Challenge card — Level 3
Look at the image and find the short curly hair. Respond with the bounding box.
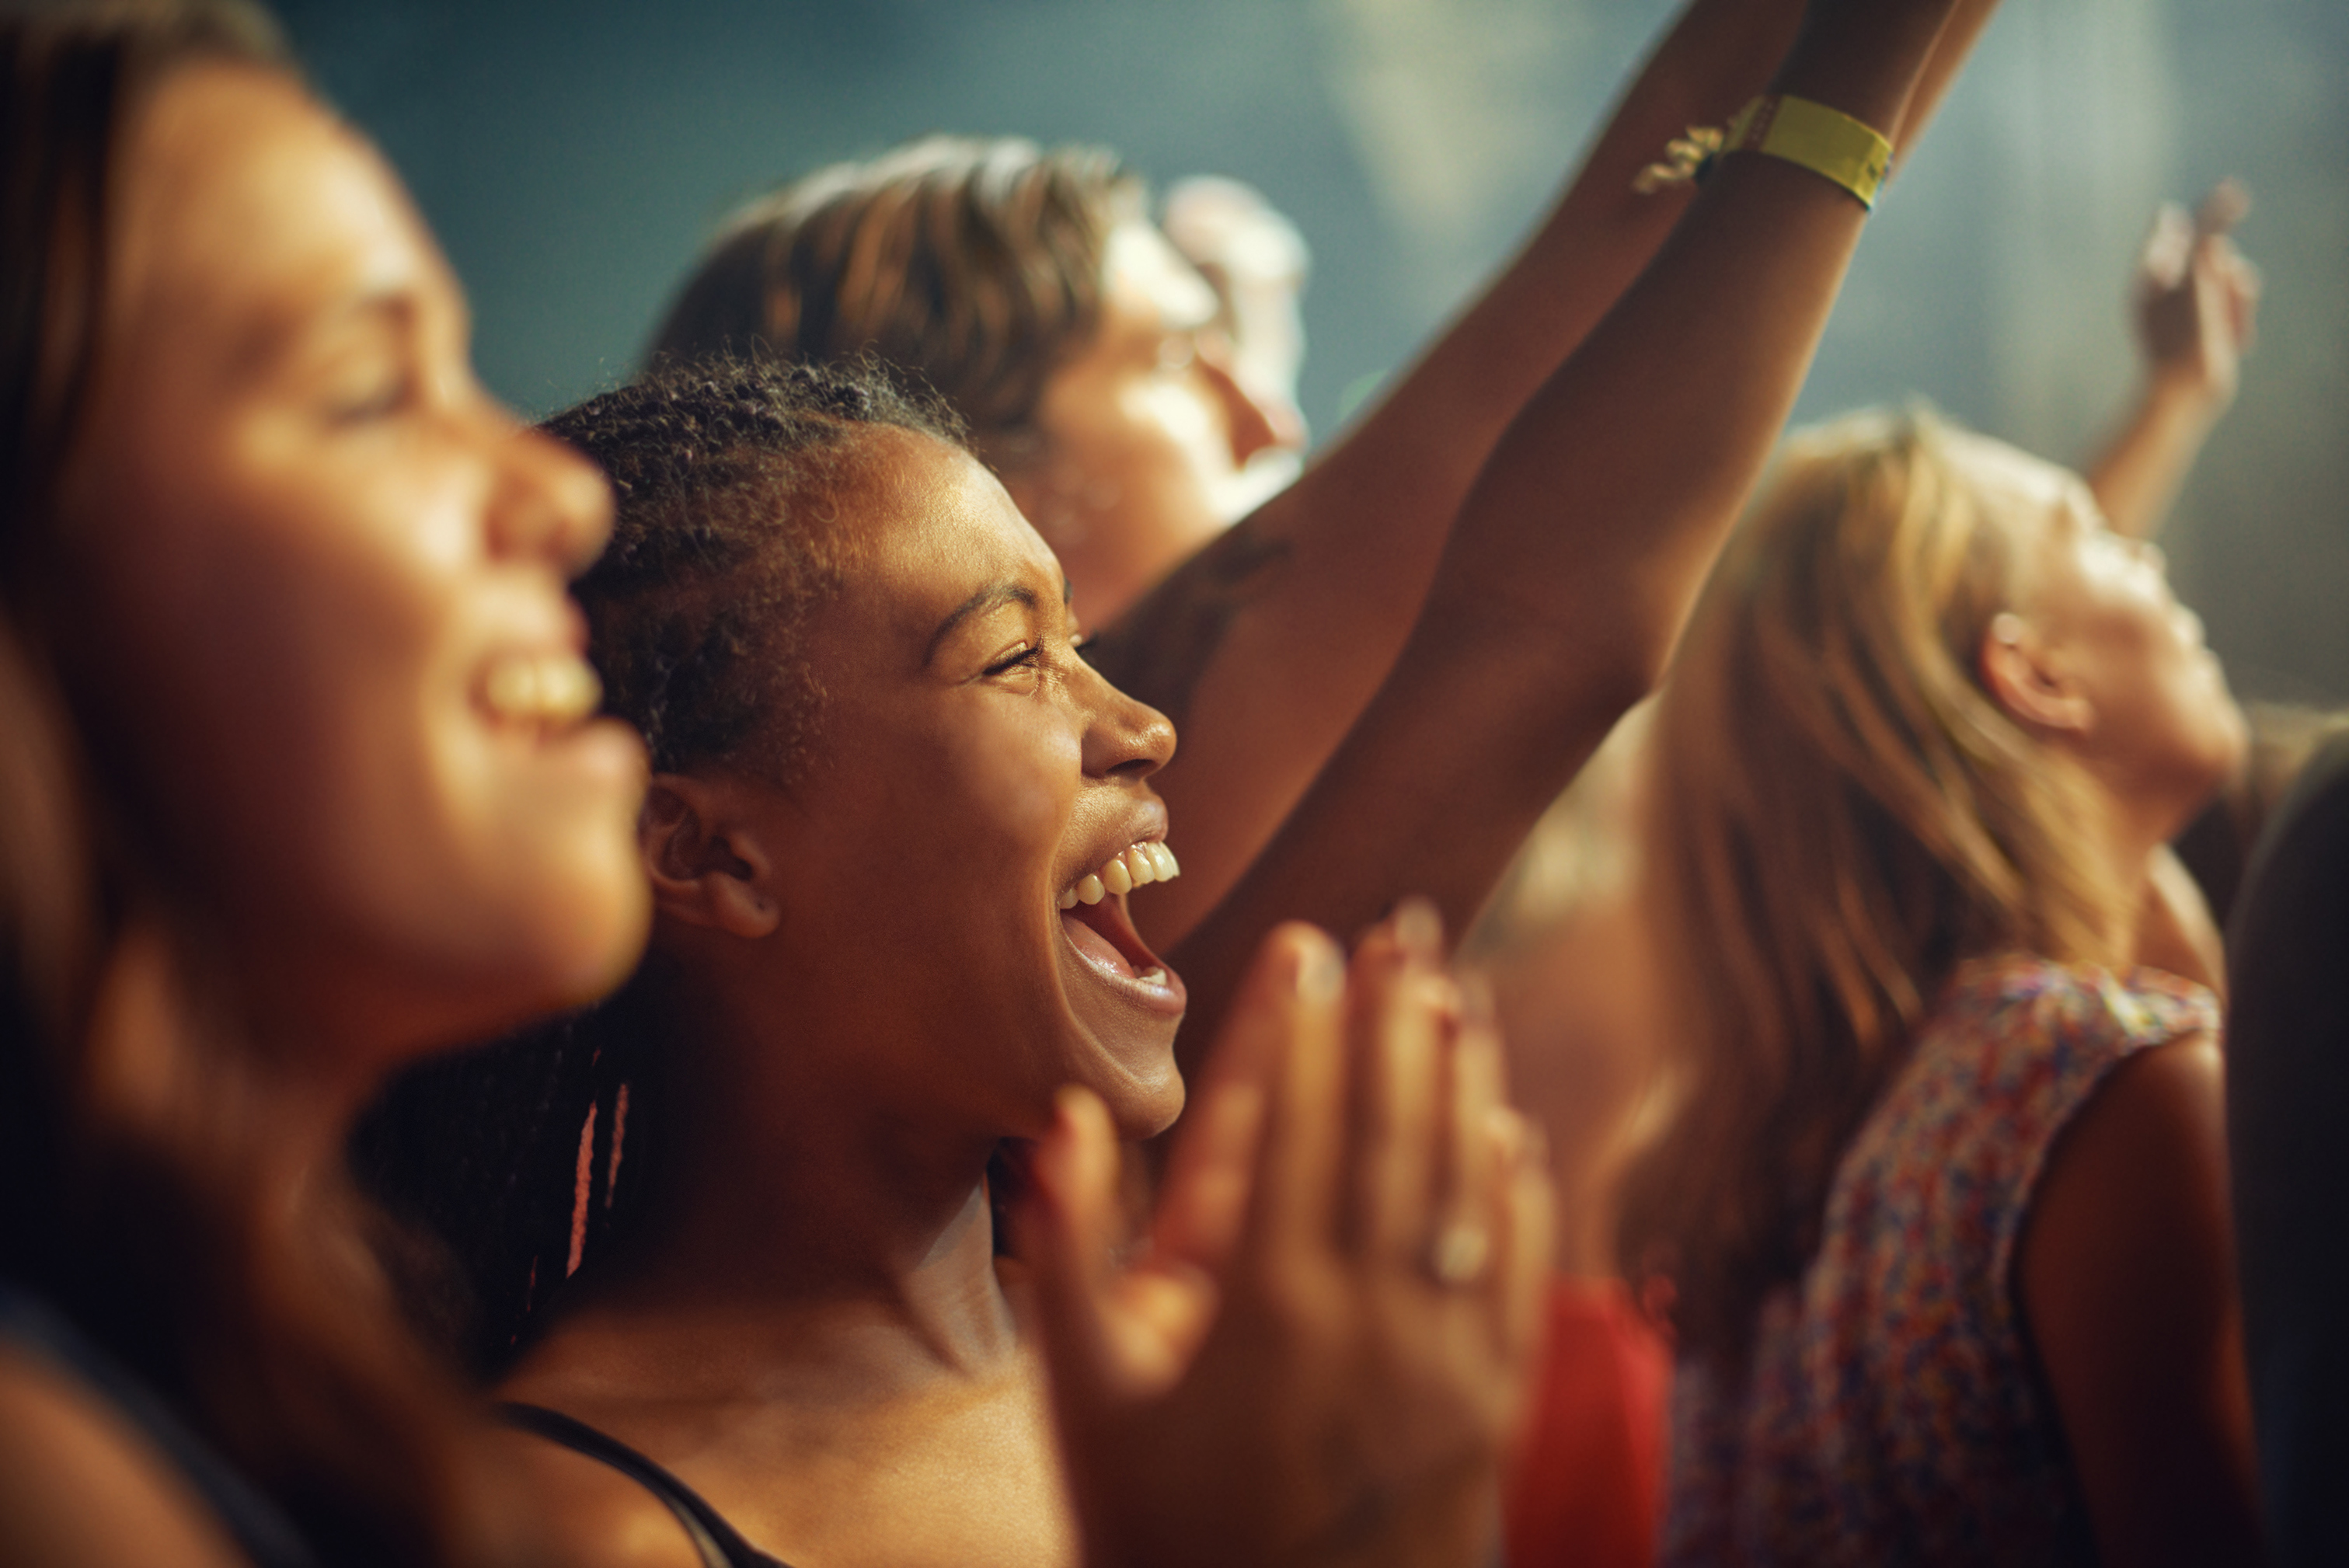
[548,354,966,782]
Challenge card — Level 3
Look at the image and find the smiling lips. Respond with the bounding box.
[1058,839,1183,992]
[1058,839,1180,909]
[481,650,602,729]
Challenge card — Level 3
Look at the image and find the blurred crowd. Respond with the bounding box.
[2,2,2334,1565]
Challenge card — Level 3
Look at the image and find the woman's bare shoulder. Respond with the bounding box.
[478,1420,710,1568]
[0,1343,252,1568]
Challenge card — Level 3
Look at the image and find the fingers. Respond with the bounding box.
[1232,923,1349,1270]
[1152,1045,1270,1277]
[2194,177,2250,238]
[1490,1110,1557,1372]
[2133,181,2260,398]
[2208,235,2262,351]
[1019,1086,1131,1410]
[1225,902,1547,1358]
[2137,200,2194,294]
[1428,977,1504,1291]
[1349,901,1452,1265]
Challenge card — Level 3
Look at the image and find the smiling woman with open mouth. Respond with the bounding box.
[354,355,1522,1568]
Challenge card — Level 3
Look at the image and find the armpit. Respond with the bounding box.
[1082,519,1292,731]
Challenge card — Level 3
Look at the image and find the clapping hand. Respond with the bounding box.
[1018,905,1553,1568]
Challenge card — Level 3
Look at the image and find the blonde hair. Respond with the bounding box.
[1618,407,2134,1361]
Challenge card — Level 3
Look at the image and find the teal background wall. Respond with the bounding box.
[277,0,2349,704]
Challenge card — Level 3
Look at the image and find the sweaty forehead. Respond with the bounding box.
[831,427,1065,636]
[109,64,446,368]
[1100,221,1219,336]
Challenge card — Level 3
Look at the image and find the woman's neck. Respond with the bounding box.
[537,1009,1026,1392]
[2072,770,2197,967]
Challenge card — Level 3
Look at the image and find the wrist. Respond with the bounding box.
[1773,0,1958,134]
[2145,362,2235,419]
[1720,95,1893,208]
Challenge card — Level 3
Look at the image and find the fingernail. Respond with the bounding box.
[1486,1106,1525,1163]
[1457,972,1497,1031]
[1295,932,1344,1003]
[1393,895,1442,960]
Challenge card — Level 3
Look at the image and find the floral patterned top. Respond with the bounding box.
[1661,954,2220,1566]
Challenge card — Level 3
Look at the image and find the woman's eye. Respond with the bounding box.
[322,368,416,426]
[985,644,1042,678]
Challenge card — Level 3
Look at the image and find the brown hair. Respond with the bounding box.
[649,134,1139,467]
[1616,409,2133,1363]
[2,5,517,1561]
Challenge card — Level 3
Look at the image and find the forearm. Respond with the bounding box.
[2087,373,2231,539]
[1884,0,1998,149]
[1166,624,1602,1063]
[1305,0,1813,533]
[1170,1,1970,1051]
[1119,0,1809,945]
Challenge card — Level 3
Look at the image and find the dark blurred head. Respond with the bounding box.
[650,134,1302,624]
[653,136,1127,458]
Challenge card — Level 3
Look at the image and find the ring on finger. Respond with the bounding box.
[1425,1221,1490,1288]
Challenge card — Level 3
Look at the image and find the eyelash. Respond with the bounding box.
[984,628,1086,679]
[327,375,413,426]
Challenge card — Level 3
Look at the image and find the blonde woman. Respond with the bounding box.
[1621,409,2260,1565]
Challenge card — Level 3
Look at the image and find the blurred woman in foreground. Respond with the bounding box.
[0,3,647,1560]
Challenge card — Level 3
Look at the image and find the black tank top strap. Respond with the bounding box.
[0,1279,323,1568]
[497,1400,793,1568]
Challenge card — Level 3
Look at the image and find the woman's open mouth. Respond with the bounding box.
[1057,839,1186,1005]
[477,648,604,735]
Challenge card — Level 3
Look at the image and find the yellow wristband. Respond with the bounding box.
[1723,94,1893,210]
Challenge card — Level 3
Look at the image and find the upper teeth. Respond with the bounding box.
[1058,841,1180,910]
[483,653,601,726]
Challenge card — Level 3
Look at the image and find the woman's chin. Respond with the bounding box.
[1108,1066,1187,1141]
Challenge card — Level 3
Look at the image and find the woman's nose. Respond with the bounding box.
[1198,345,1304,469]
[1080,665,1177,781]
[486,418,614,577]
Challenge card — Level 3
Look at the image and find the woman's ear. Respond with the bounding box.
[1979,612,2095,737]
[640,775,781,939]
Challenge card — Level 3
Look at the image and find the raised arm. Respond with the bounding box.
[1106,0,1995,947]
[1165,0,1989,1054]
[2088,183,2260,539]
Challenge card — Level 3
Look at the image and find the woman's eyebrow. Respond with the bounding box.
[925,581,1040,666]
[229,288,415,381]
